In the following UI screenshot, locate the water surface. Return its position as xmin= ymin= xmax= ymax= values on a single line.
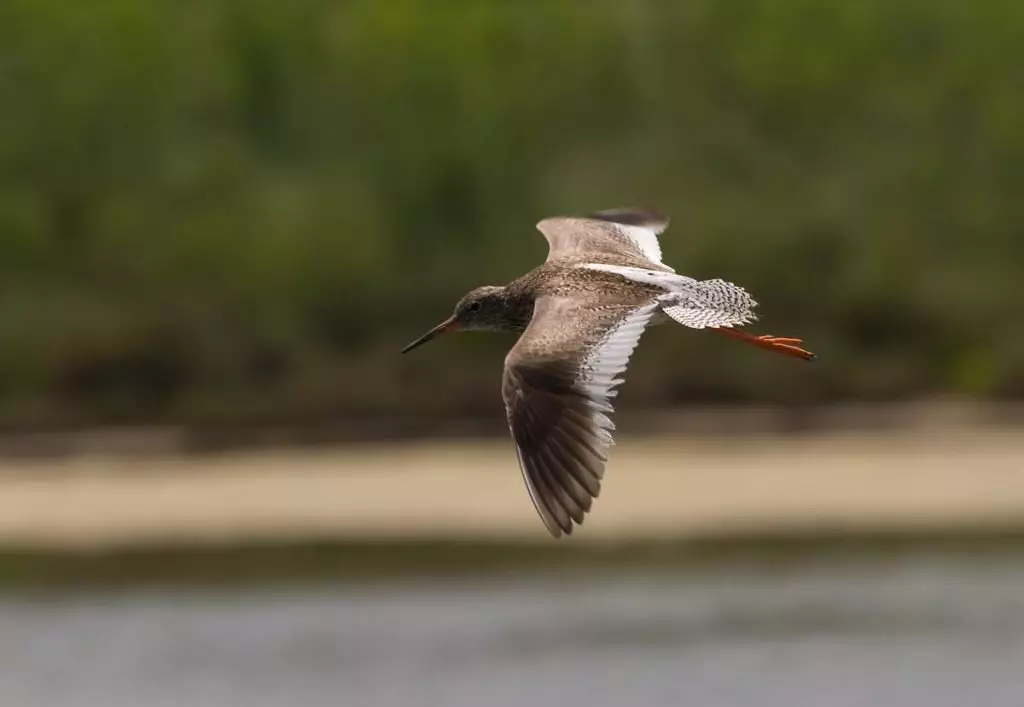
xmin=2 ymin=553 xmax=1024 ymax=707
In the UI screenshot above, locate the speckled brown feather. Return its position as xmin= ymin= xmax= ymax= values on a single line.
xmin=535 ymin=210 xmax=674 ymax=272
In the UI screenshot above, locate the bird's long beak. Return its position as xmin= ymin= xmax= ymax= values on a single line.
xmin=401 ymin=316 xmax=459 ymax=354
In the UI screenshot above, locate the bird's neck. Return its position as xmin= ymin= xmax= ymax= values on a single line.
xmin=496 ymin=284 xmax=536 ymax=332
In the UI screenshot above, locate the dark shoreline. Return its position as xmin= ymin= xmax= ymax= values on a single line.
xmin=4 ymin=526 xmax=1024 ymax=591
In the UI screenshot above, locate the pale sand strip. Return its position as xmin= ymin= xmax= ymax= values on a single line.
xmin=0 ymin=429 xmax=1021 ymax=548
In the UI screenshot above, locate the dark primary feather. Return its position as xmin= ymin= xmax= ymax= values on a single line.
xmin=586 ymin=208 xmax=669 ymax=233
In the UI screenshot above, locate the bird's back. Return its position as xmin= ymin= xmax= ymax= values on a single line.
xmin=508 ymin=256 xmax=669 ymax=311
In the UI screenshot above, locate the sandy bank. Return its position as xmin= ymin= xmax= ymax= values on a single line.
xmin=0 ymin=428 xmax=1021 ymax=549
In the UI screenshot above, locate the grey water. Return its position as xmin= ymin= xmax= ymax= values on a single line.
xmin=3 ymin=554 xmax=1024 ymax=707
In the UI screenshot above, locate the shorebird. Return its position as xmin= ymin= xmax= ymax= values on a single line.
xmin=402 ymin=209 xmax=814 ymax=537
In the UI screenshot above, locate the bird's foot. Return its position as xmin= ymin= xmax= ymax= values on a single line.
xmin=753 ymin=334 xmax=816 ymax=361
xmin=713 ymin=328 xmax=817 ymax=361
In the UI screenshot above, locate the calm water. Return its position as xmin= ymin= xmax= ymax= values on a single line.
xmin=3 ymin=554 xmax=1024 ymax=707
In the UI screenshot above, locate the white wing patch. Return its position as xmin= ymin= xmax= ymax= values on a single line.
xmin=576 ymin=302 xmax=661 ymax=445
xmin=580 ymin=263 xmax=697 ymax=293
xmin=616 ymin=224 xmax=670 ymax=268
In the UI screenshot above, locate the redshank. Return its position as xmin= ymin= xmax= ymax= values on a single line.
xmin=402 ymin=209 xmax=815 ymax=537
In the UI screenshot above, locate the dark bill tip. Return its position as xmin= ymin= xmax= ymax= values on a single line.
xmin=400 ymin=317 xmax=458 ymax=354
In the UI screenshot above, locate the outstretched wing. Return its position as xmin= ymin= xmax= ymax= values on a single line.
xmin=535 ymin=208 xmax=674 ymax=271
xmin=502 ymin=294 xmax=660 ymax=537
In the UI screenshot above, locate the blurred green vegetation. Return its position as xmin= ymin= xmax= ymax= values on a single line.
xmin=0 ymin=0 xmax=1022 ymax=428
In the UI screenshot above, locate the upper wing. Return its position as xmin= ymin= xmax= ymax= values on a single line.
xmin=502 ymin=294 xmax=660 ymax=537
xmin=535 ymin=208 xmax=674 ymax=270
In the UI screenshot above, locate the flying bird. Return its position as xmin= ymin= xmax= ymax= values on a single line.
xmin=402 ymin=209 xmax=814 ymax=537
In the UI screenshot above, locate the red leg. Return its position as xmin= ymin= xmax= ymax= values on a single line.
xmin=712 ymin=327 xmax=816 ymax=361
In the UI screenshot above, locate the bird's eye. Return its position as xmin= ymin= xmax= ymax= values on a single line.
xmin=468 ymin=301 xmax=482 ymax=312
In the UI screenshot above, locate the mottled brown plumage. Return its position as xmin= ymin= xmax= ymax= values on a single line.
xmin=402 ymin=208 xmax=815 ymax=538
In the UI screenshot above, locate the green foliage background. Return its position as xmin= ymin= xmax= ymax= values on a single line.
xmin=1 ymin=0 xmax=1022 ymax=427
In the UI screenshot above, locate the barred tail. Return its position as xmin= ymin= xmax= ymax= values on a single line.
xmin=661 ymin=278 xmax=758 ymax=329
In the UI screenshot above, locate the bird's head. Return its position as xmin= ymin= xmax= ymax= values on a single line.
xmin=401 ymin=286 xmax=509 ymax=353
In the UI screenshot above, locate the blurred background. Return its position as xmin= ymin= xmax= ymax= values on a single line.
xmin=1 ymin=1 xmax=1023 ymax=705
